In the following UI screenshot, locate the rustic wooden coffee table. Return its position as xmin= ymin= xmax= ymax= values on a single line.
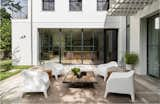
xmin=63 ymin=71 xmax=97 ymax=87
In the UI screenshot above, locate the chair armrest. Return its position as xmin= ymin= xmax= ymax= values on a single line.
xmin=38 ymin=72 xmax=50 ymax=84
xmin=107 ymin=72 xmax=134 ymax=86
xmin=109 ymin=72 xmax=132 ymax=79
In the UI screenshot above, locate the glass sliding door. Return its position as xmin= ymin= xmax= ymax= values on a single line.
xmin=39 ymin=29 xmax=60 ymax=63
xmin=83 ymin=29 xmax=104 ymax=64
xmin=62 ymin=29 xmax=104 ymax=64
xmin=105 ymin=30 xmax=118 ymax=63
xmin=62 ymin=29 xmax=82 ymax=64
xmin=39 ymin=29 xmax=118 ymax=65
xmin=147 ymin=14 xmax=160 ymax=78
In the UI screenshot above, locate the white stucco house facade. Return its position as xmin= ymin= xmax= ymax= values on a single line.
xmin=11 ymin=0 xmax=160 ymax=78
xmin=12 ymin=0 xmax=126 ymax=65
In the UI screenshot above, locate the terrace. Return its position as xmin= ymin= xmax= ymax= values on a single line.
xmin=0 ymin=64 xmax=160 ymax=104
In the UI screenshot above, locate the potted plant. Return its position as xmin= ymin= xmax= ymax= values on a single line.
xmin=71 ymin=67 xmax=80 ymax=78
xmin=125 ymin=53 xmax=138 ymax=70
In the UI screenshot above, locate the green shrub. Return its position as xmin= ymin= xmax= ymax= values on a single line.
xmin=0 ymin=60 xmax=12 ymax=72
xmin=0 ymin=69 xmax=22 ymax=81
xmin=125 ymin=53 xmax=138 ymax=69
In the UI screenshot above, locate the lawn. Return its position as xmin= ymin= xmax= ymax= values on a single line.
xmin=0 ymin=60 xmax=32 ymax=81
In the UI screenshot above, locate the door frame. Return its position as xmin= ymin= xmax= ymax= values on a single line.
xmin=147 ymin=13 xmax=160 ymax=78
xmin=104 ymin=29 xmax=118 ymax=63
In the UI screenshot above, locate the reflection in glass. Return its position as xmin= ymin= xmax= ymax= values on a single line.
xmin=147 ymin=14 xmax=160 ymax=78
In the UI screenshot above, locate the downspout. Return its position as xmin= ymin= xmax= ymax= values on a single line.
xmin=126 ymin=16 xmax=128 ymax=52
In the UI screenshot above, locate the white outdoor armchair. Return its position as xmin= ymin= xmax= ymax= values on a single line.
xmin=21 ymin=70 xmax=50 ymax=98
xmin=104 ymin=70 xmax=135 ymax=102
xmin=44 ymin=62 xmax=64 ymax=80
xmin=95 ymin=61 xmax=118 ymax=81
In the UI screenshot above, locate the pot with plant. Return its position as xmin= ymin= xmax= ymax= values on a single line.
xmin=125 ymin=53 xmax=138 ymax=70
xmin=71 ymin=67 xmax=81 ymax=78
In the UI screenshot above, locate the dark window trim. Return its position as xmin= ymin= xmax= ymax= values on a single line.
xmin=42 ymin=0 xmax=55 ymax=11
xmin=147 ymin=13 xmax=160 ymax=78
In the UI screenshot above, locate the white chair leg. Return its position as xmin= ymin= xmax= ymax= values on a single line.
xmin=21 ymin=92 xmax=24 ymax=98
xmin=131 ymin=93 xmax=135 ymax=102
xmin=104 ymin=76 xmax=107 ymax=82
xmin=104 ymin=90 xmax=108 ymax=98
xmin=43 ymin=91 xmax=48 ymax=98
xmin=55 ymin=74 xmax=58 ymax=80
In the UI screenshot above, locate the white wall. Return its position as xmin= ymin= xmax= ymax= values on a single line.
xmin=12 ymin=0 xmax=126 ymax=65
xmin=11 ymin=0 xmax=31 ymax=65
xmin=12 ymin=20 xmax=31 ymax=65
xmin=130 ymin=0 xmax=160 ymax=75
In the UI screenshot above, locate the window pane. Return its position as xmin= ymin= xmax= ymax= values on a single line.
xmin=43 ymin=0 xmax=54 ymax=11
xmin=69 ymin=0 xmax=82 ymax=11
xmin=11 ymin=0 xmax=28 ymax=19
xmin=97 ymin=0 xmax=109 ymax=11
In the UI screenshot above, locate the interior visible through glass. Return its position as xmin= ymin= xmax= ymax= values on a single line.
xmin=39 ymin=29 xmax=118 ymax=65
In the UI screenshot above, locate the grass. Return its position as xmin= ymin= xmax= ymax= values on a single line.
xmin=0 ymin=69 xmax=22 ymax=81
xmin=0 ymin=60 xmax=32 ymax=81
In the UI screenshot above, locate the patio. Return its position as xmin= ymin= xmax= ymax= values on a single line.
xmin=0 ymin=65 xmax=160 ymax=104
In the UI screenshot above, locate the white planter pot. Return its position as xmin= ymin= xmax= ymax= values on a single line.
xmin=126 ymin=64 xmax=132 ymax=70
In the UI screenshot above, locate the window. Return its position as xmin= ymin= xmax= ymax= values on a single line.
xmin=69 ymin=0 xmax=82 ymax=11
xmin=97 ymin=0 xmax=109 ymax=11
xmin=42 ymin=0 xmax=55 ymax=11
xmin=3 ymin=0 xmax=28 ymax=19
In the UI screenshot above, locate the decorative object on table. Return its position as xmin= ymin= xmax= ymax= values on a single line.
xmin=125 ymin=53 xmax=139 ymax=70
xmin=71 ymin=67 xmax=80 ymax=78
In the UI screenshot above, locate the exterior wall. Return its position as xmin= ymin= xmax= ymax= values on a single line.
xmin=11 ymin=0 xmax=31 ymax=65
xmin=12 ymin=0 xmax=126 ymax=65
xmin=130 ymin=0 xmax=160 ymax=75
xmin=12 ymin=20 xmax=31 ymax=65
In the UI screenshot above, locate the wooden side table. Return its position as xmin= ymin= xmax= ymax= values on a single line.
xmin=30 ymin=66 xmax=52 ymax=80
xmin=43 ymin=69 xmax=52 ymax=80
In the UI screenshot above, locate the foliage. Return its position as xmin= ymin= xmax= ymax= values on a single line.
xmin=12 ymin=65 xmax=32 ymax=69
xmin=125 ymin=53 xmax=139 ymax=69
xmin=71 ymin=67 xmax=80 ymax=76
xmin=0 ymin=69 xmax=22 ymax=81
xmin=0 ymin=8 xmax=11 ymax=19
xmin=0 ymin=19 xmax=11 ymax=52
xmin=0 ymin=59 xmax=32 ymax=80
xmin=0 ymin=0 xmax=22 ymax=59
xmin=0 ymin=60 xmax=12 ymax=72
xmin=0 ymin=59 xmax=32 ymax=72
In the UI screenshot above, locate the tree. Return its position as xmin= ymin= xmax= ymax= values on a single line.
xmin=0 ymin=0 xmax=22 ymax=59
xmin=0 ymin=8 xmax=11 ymax=20
xmin=0 ymin=9 xmax=11 ymax=58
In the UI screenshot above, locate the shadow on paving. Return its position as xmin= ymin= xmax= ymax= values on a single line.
xmin=0 ymin=73 xmax=160 ymax=104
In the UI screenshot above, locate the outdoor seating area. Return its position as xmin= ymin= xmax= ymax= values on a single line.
xmin=0 ymin=61 xmax=160 ymax=104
